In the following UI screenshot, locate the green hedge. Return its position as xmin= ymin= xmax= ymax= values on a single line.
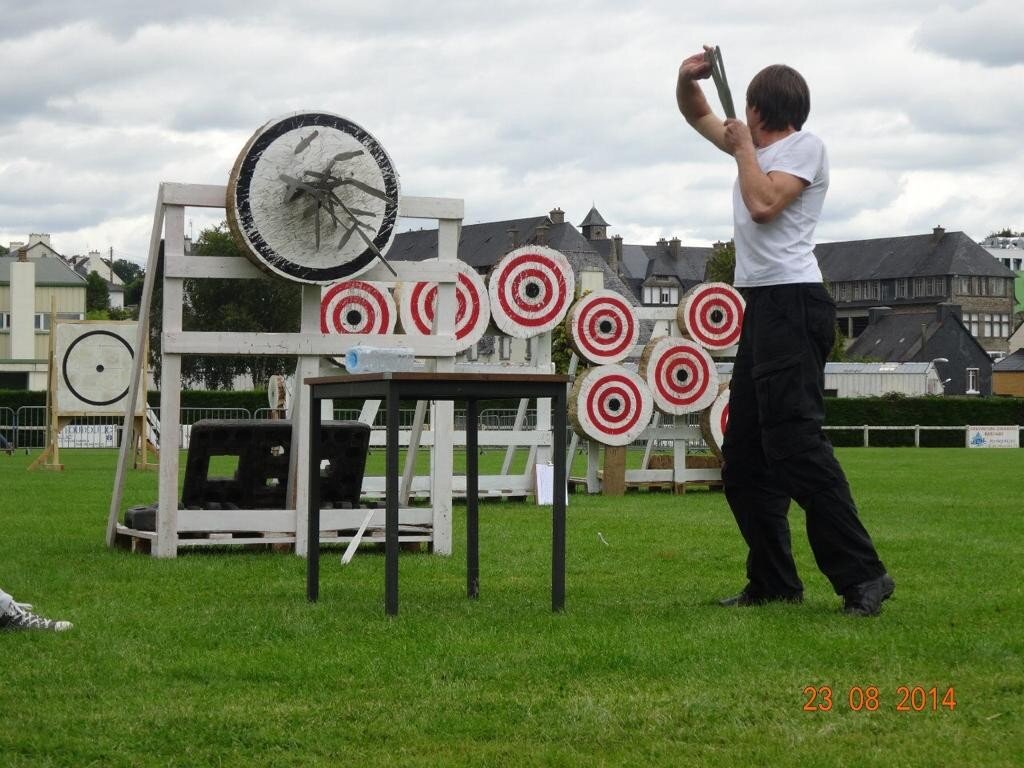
xmin=0 ymin=389 xmax=267 ymax=413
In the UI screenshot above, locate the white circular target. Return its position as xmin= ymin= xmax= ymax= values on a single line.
xmin=677 ymin=282 xmax=745 ymax=351
xmin=227 ymin=111 xmax=400 ymax=284
xmin=320 ymin=280 xmax=397 ymax=335
xmin=488 ymin=245 xmax=575 ymax=338
xmin=396 ymin=261 xmax=490 ymax=349
xmin=56 ymin=323 xmax=140 ymax=415
xmin=569 ymin=365 xmax=653 ymax=447
xmin=638 ymin=336 xmax=719 ymax=415
xmin=701 ymin=385 xmax=731 ymax=459
xmin=566 ymin=289 xmax=639 ymax=365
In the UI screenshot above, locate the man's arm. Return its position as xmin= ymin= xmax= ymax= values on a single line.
xmin=725 ymin=120 xmax=808 ymax=223
xmin=677 ymin=49 xmax=729 ymax=154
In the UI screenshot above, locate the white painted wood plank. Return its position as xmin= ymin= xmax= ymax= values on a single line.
xmin=365 ymin=430 xmax=553 ymax=447
xmin=399 ymin=195 xmax=464 ymax=221
xmin=163 ymin=331 xmax=458 ymax=356
xmin=290 ymin=285 xmax=323 ymax=558
xmin=165 ymin=256 xmax=265 ymax=280
xmin=177 ymin=509 xmax=295 ymax=532
xmin=161 ymin=182 xmax=228 ymax=208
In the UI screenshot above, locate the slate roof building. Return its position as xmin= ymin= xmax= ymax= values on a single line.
xmin=62 ymin=250 xmax=126 ymax=309
xmin=816 ymin=227 xmax=1016 ymax=354
xmin=844 ymin=304 xmax=992 ymax=395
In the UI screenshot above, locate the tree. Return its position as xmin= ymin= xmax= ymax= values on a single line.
xmin=86 ymin=271 xmax=110 ymax=312
xmin=111 ymin=258 xmax=144 ymax=284
xmin=704 ymin=241 xmax=736 ymax=284
xmin=180 ymin=223 xmax=302 ymax=389
xmin=0 ymin=244 xmax=8 ymax=257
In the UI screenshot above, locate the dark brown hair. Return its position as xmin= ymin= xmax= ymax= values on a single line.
xmin=746 ymin=64 xmax=810 ymax=131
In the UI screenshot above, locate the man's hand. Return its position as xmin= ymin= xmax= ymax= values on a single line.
xmin=723 ymin=118 xmax=755 ymax=157
xmin=678 ymin=47 xmax=713 ymax=82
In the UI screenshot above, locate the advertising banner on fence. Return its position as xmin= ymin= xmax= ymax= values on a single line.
xmin=966 ymin=426 xmax=1020 ymax=449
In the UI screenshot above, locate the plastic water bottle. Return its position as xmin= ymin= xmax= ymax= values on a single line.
xmin=344 ymin=345 xmax=416 ymax=373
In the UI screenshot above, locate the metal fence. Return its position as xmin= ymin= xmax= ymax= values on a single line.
xmin=3 ymin=403 xmax=1019 ymax=449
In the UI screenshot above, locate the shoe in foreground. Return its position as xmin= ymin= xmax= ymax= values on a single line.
xmin=718 ymin=587 xmax=803 ymax=607
xmin=843 ymin=573 xmax=895 ymax=617
xmin=0 ymin=602 xmax=73 ymax=632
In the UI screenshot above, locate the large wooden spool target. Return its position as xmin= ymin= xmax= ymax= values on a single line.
xmin=677 ymin=282 xmax=744 ymax=351
xmin=227 ymin=111 xmax=400 ymax=284
xmin=638 ymin=336 xmax=719 ymax=415
xmin=488 ymin=245 xmax=575 ymax=338
xmin=569 ymin=365 xmax=653 ymax=447
xmin=320 ymin=280 xmax=397 ymax=335
xmin=701 ymin=385 xmax=731 ymax=459
xmin=396 ymin=261 xmax=490 ymax=349
xmin=565 ymin=289 xmax=639 ymax=365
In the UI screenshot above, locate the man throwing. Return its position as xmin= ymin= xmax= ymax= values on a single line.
xmin=676 ymin=48 xmax=894 ymax=616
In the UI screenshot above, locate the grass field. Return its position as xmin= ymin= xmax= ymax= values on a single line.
xmin=1 ymin=447 xmax=1022 ymax=767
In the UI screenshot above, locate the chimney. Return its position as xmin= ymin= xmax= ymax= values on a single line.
xmin=920 ymin=322 xmax=929 ymax=351
xmin=506 ymin=224 xmax=519 ymax=251
xmin=656 ymin=237 xmax=667 ymax=247
xmin=16 ymin=247 xmax=29 ymax=263
xmin=535 ymin=222 xmax=549 ymax=246
xmin=611 ymin=235 xmax=623 ymax=275
xmin=549 ymin=207 xmax=565 ymax=225
xmin=868 ymin=306 xmax=892 ymax=325
xmin=29 ymin=233 xmax=51 ymax=248
xmin=9 ymin=241 xmax=25 ymax=252
xmin=669 ymin=237 xmax=681 ymax=260
xmin=712 ymin=240 xmax=726 ymax=252
xmin=932 ymin=225 xmax=945 ymax=243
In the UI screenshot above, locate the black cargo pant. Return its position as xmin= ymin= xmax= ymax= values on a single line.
xmin=720 ymin=283 xmax=886 ymax=597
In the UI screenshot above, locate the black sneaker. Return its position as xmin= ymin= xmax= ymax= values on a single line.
xmin=0 ymin=602 xmax=73 ymax=632
xmin=718 ymin=587 xmax=803 ymax=607
xmin=842 ymin=573 xmax=895 ymax=617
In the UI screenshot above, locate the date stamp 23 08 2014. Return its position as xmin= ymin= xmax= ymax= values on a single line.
xmin=802 ymin=685 xmax=957 ymax=713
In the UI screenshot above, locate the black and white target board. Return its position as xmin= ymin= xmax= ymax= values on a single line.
xmin=396 ymin=260 xmax=490 ymax=349
xmin=701 ymin=385 xmax=731 ymax=459
xmin=56 ymin=322 xmax=143 ymax=415
xmin=488 ymin=245 xmax=575 ymax=338
xmin=227 ymin=111 xmax=400 ymax=284
xmin=638 ymin=336 xmax=719 ymax=415
xmin=565 ymin=289 xmax=639 ymax=365
xmin=569 ymin=365 xmax=653 ymax=447
xmin=320 ymin=280 xmax=397 ymax=335
xmin=676 ymin=282 xmax=744 ymax=351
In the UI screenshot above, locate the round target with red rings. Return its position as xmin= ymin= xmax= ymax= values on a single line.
xmin=566 ymin=289 xmax=639 ymax=365
xmin=320 ymin=280 xmax=396 ymax=335
xmin=701 ymin=385 xmax=730 ymax=459
xmin=397 ymin=261 xmax=490 ymax=349
xmin=677 ymin=282 xmax=744 ymax=351
xmin=569 ymin=364 xmax=653 ymax=447
xmin=488 ymin=245 xmax=575 ymax=338
xmin=639 ymin=336 xmax=719 ymax=415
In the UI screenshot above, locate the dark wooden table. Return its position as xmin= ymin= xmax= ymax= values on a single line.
xmin=304 ymin=372 xmax=570 ymax=615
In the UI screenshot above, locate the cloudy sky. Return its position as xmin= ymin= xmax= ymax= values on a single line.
xmin=1 ymin=0 xmax=1021 ymax=264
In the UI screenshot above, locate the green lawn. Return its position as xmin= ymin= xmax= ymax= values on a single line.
xmin=1 ymin=448 xmax=1021 ymax=767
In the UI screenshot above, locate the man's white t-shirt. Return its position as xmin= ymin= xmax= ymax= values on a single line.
xmin=732 ymin=130 xmax=828 ymax=288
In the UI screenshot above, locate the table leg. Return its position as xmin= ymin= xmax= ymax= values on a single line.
xmin=385 ymin=387 xmax=400 ymax=616
xmin=306 ymin=394 xmax=322 ymax=602
xmin=552 ymin=388 xmax=567 ymax=612
xmin=466 ymin=398 xmax=479 ymax=599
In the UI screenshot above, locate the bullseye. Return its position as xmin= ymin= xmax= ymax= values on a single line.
xmin=488 ymin=245 xmax=574 ymax=338
xmin=638 ymin=336 xmax=719 ymax=415
xmin=396 ymin=260 xmax=490 ymax=350
xmin=564 ymin=289 xmax=639 ymax=365
xmin=569 ymin=364 xmax=653 ymax=447
xmin=320 ymin=280 xmax=396 ymax=335
xmin=677 ymin=282 xmax=744 ymax=351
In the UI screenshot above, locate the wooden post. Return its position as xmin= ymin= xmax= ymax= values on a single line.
xmin=28 ymin=298 xmax=64 ymax=471
xmin=602 ymin=446 xmax=626 ymax=496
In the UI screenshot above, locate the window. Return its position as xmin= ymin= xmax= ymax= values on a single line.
xmin=853 ymin=282 xmax=863 ymax=300
xmin=660 ymin=289 xmax=672 ymax=304
xmin=895 ymin=279 xmax=908 ymax=298
xmin=0 ymin=312 xmax=10 ymax=331
xmin=1000 ymin=314 xmax=1011 ymax=338
xmin=957 ymin=276 xmax=970 ymax=294
xmin=837 ymin=282 xmax=849 ymax=301
xmin=966 ymin=368 xmax=979 ymax=394
xmin=983 ymin=314 xmax=993 ymax=337
xmin=991 ymin=278 xmax=1006 ymax=297
xmin=913 ymin=277 xmax=925 ymax=297
xmin=33 ymin=312 xmax=84 ymax=330
xmin=965 ymin=313 xmax=979 ymax=336
xmin=868 ymin=281 xmax=880 ymax=300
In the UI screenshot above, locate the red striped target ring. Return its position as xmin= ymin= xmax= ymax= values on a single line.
xmin=320 ymin=280 xmax=396 ymax=335
xmin=566 ymin=289 xmax=639 ymax=365
xmin=701 ymin=385 xmax=730 ymax=459
xmin=638 ymin=336 xmax=719 ymax=415
xmin=396 ymin=261 xmax=490 ymax=349
xmin=677 ymin=282 xmax=744 ymax=351
xmin=488 ymin=245 xmax=575 ymax=338
xmin=569 ymin=365 xmax=653 ymax=447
